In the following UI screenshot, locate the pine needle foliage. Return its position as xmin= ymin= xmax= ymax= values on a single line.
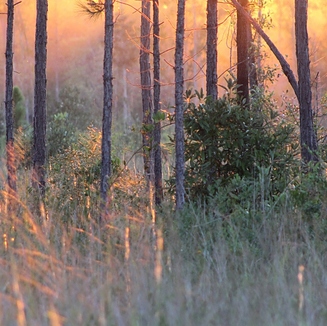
xmin=78 ymin=0 xmax=104 ymax=18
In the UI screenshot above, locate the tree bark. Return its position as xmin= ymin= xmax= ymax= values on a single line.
xmin=295 ymin=0 xmax=318 ymax=164
xmin=5 ymin=0 xmax=17 ymax=201
xmin=175 ymin=0 xmax=186 ymax=210
xmin=33 ymin=0 xmax=48 ymax=196
xmin=140 ymin=0 xmax=153 ymax=184
xmin=100 ymin=0 xmax=114 ymax=206
xmin=153 ymin=0 xmax=163 ymax=205
xmin=206 ymin=0 xmax=218 ymax=100
xmin=236 ymin=0 xmax=250 ymax=103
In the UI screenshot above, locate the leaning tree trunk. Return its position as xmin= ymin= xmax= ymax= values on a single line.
xmin=140 ymin=0 xmax=153 ymax=185
xmin=236 ymin=0 xmax=250 ymax=104
xmin=5 ymin=0 xmax=17 ymax=202
xmin=100 ymin=0 xmax=114 ymax=208
xmin=175 ymin=0 xmax=186 ymax=210
xmin=231 ymin=0 xmax=318 ymax=164
xmin=33 ymin=0 xmax=48 ymax=196
xmin=295 ymin=0 xmax=318 ymax=164
xmin=231 ymin=0 xmax=299 ymax=98
xmin=206 ymin=0 xmax=218 ymax=100
xmin=153 ymin=0 xmax=163 ymax=205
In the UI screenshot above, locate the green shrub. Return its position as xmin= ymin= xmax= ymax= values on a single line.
xmin=48 ymin=86 xmax=98 ymax=130
xmin=13 ymin=86 xmax=26 ymax=130
xmin=289 ymin=164 xmax=327 ymax=235
xmin=15 ymin=125 xmax=33 ymax=169
xmin=48 ymin=127 xmax=120 ymax=226
xmin=47 ymin=112 xmax=77 ymax=158
xmin=0 ymin=86 xmax=27 ymax=153
xmin=180 ymin=84 xmax=299 ymax=201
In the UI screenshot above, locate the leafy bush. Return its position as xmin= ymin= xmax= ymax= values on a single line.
xmin=48 ymin=86 xmax=98 ymax=130
xmin=181 ymin=83 xmax=299 ymax=200
xmin=12 ymin=111 xmax=77 ymax=172
xmin=289 ymin=163 xmax=327 ymax=236
xmin=0 ymin=86 xmax=27 ymax=153
xmin=47 ymin=112 xmax=77 ymax=158
xmin=13 ymin=86 xmax=26 ymax=130
xmin=48 ymin=127 xmax=120 ymax=225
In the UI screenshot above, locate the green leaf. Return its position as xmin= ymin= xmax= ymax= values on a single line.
xmin=153 ymin=110 xmax=166 ymax=123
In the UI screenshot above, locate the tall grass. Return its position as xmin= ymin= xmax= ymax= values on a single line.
xmin=0 ymin=167 xmax=327 ymax=326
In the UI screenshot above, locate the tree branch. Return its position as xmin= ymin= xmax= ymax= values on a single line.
xmin=230 ymin=0 xmax=299 ymax=99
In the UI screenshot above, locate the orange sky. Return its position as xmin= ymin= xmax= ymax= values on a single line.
xmin=1 ymin=0 xmax=327 ymax=119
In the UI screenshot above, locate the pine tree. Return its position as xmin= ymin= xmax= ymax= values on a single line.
xmin=206 ymin=0 xmax=218 ymax=100
xmin=153 ymin=0 xmax=163 ymax=205
xmin=5 ymin=0 xmax=17 ymax=200
xmin=100 ymin=0 xmax=114 ymax=209
xmin=140 ymin=0 xmax=153 ymax=184
xmin=33 ymin=0 xmax=48 ymax=195
xmin=295 ymin=0 xmax=318 ymax=164
xmin=175 ymin=0 xmax=186 ymax=210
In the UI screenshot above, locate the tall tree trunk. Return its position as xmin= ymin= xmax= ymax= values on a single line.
xmin=295 ymin=0 xmax=318 ymax=164
xmin=33 ymin=0 xmax=48 ymax=196
xmin=100 ymin=0 xmax=114 ymax=208
xmin=206 ymin=0 xmax=218 ymax=100
xmin=153 ymin=0 xmax=163 ymax=205
xmin=5 ymin=0 xmax=17 ymax=202
xmin=175 ymin=0 xmax=186 ymax=210
xmin=140 ymin=0 xmax=153 ymax=184
xmin=54 ymin=0 xmax=60 ymax=101
xmin=236 ymin=0 xmax=250 ymax=104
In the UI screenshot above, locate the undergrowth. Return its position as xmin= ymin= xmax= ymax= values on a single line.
xmin=1 ymin=86 xmax=327 ymax=325
xmin=0 ymin=162 xmax=327 ymax=325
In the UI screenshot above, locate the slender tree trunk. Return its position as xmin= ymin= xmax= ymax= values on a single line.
xmin=237 ymin=0 xmax=250 ymax=104
xmin=206 ymin=0 xmax=218 ymax=100
xmin=175 ymin=0 xmax=186 ymax=210
xmin=192 ymin=6 xmax=198 ymax=91
xmin=5 ymin=0 xmax=17 ymax=202
xmin=54 ymin=0 xmax=60 ymax=101
xmin=33 ymin=0 xmax=48 ymax=196
xmin=295 ymin=0 xmax=318 ymax=164
xmin=153 ymin=0 xmax=163 ymax=205
xmin=205 ymin=0 xmax=218 ymax=186
xmin=140 ymin=0 xmax=153 ymax=184
xmin=100 ymin=0 xmax=114 ymax=207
